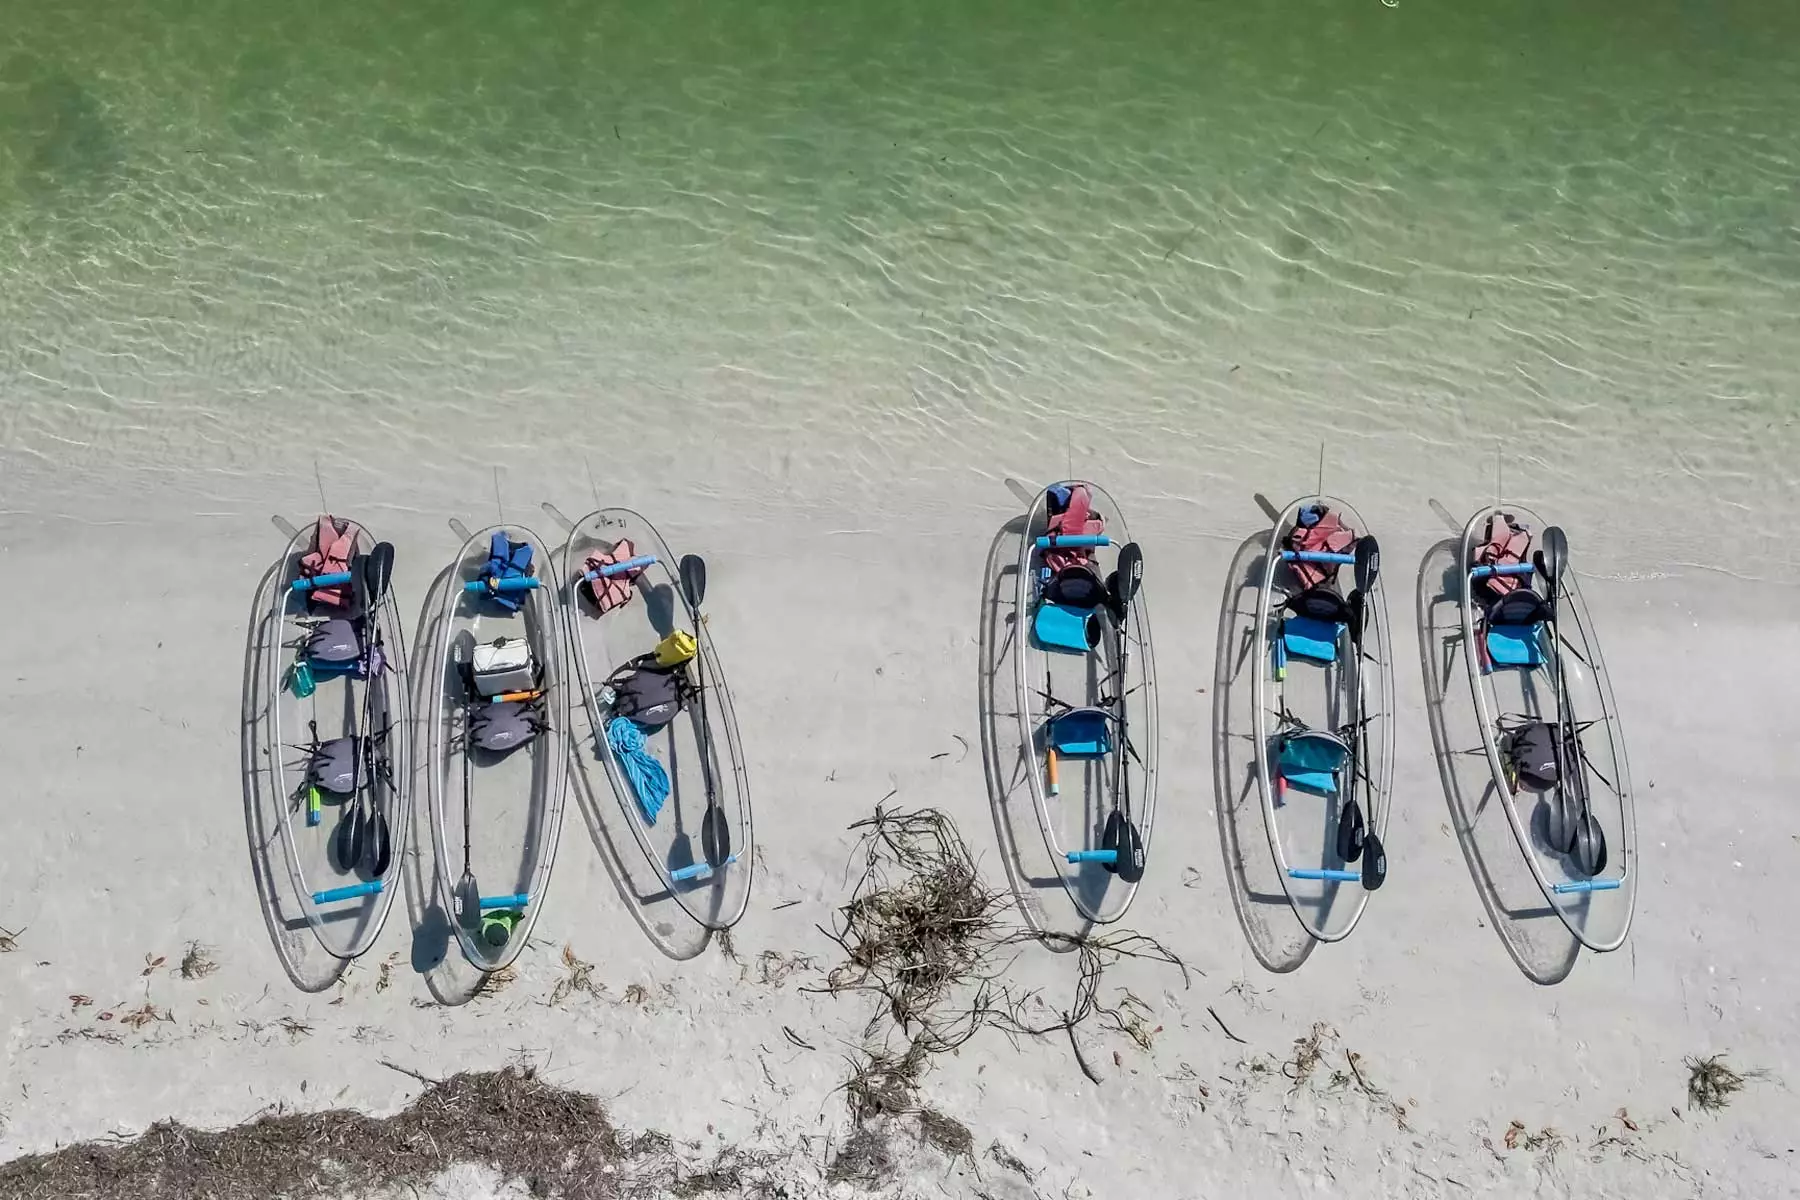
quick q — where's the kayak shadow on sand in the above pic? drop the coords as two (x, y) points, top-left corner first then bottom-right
(1414, 538), (1579, 985)
(1211, 531), (1317, 973)
(400, 563), (489, 1006)
(551, 545), (712, 963)
(239, 555), (349, 994)
(976, 512), (1092, 948)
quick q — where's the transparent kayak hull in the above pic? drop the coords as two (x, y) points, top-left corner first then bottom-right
(1013, 480), (1159, 925)
(558, 508), (753, 931)
(1250, 496), (1395, 943)
(269, 517), (412, 959)
(425, 523), (571, 973)
(1457, 504), (1637, 953)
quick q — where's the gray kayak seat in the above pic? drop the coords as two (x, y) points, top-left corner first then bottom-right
(307, 736), (360, 795)
(470, 699), (545, 754)
(1504, 721), (1561, 791)
(307, 617), (363, 665)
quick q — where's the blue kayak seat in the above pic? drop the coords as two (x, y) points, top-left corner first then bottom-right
(1034, 603), (1094, 653)
(1050, 708), (1112, 758)
(1282, 615), (1343, 663)
(1486, 623), (1545, 667)
(1276, 730), (1349, 797)
(1483, 588), (1550, 669)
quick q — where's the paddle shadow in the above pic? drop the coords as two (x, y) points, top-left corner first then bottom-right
(401, 562), (488, 1005)
(1211, 532), (1316, 973)
(551, 544), (712, 962)
(976, 513), (1091, 948)
(1415, 538), (1579, 985)
(239, 553), (349, 994)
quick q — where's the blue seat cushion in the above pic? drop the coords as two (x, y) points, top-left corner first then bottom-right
(1050, 709), (1112, 758)
(1277, 732), (1349, 796)
(1282, 615), (1342, 663)
(1034, 603), (1093, 653)
(1486, 623), (1545, 667)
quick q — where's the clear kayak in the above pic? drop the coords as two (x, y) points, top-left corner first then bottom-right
(425, 521), (571, 973)
(1455, 503), (1636, 953)
(268, 515), (412, 960)
(1013, 480), (1158, 924)
(556, 507), (753, 931)
(1249, 496), (1394, 943)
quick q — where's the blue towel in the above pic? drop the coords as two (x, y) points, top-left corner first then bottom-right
(607, 717), (670, 823)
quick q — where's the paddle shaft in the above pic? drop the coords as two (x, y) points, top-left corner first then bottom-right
(1538, 534), (1596, 836)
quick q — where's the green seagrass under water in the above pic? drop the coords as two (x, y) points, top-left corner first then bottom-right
(1, 0), (1795, 573)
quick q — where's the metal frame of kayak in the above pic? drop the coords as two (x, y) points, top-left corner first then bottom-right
(425, 521), (571, 973)
(554, 506), (754, 932)
(268, 515), (413, 960)
(1012, 479), (1159, 925)
(1455, 503), (1637, 953)
(1249, 495), (1395, 944)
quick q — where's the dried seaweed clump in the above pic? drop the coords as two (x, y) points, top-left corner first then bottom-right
(822, 806), (1008, 1040)
(0, 1066), (757, 1200)
(1686, 1054), (1765, 1112)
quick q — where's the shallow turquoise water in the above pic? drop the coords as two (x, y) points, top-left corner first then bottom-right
(2, 0), (1796, 571)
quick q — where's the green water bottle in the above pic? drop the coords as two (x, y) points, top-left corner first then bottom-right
(480, 909), (521, 948)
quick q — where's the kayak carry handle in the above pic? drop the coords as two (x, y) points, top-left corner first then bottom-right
(670, 855), (739, 883)
(463, 576), (542, 594)
(1066, 849), (1118, 865)
(312, 880), (384, 904)
(1036, 534), (1110, 550)
(582, 554), (657, 582)
(478, 893), (531, 910)
(292, 571), (354, 592)
(1289, 868), (1359, 882)
(1281, 550), (1356, 566)
(1552, 878), (1621, 894)
(1470, 563), (1537, 580)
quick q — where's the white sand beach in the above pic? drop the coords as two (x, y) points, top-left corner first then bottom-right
(1, 444), (1796, 1197)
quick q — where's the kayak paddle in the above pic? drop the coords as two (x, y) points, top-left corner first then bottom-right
(1106, 541), (1144, 621)
(455, 710), (480, 926)
(1535, 526), (1608, 876)
(1336, 798), (1366, 863)
(678, 553), (708, 610)
(1361, 830), (1387, 890)
(677, 552), (731, 871)
(1353, 534), (1381, 595)
(358, 543), (397, 876)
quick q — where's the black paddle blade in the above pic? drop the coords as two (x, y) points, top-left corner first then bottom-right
(1540, 525), (1569, 584)
(1544, 791), (1577, 855)
(701, 805), (732, 870)
(364, 805), (392, 876)
(1573, 811), (1607, 877)
(363, 541), (396, 607)
(454, 873), (481, 929)
(1101, 811), (1147, 883)
(335, 803), (365, 873)
(1336, 799), (1366, 864)
(1112, 542), (1144, 614)
(1347, 588), (1366, 641)
(678, 554), (708, 610)
(1361, 831), (1387, 891)
(1083, 612), (1103, 649)
(1353, 535), (1381, 594)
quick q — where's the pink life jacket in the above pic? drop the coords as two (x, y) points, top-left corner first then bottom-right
(1285, 507), (1356, 590)
(584, 538), (644, 614)
(1474, 513), (1532, 596)
(1044, 486), (1106, 574)
(300, 515), (359, 608)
